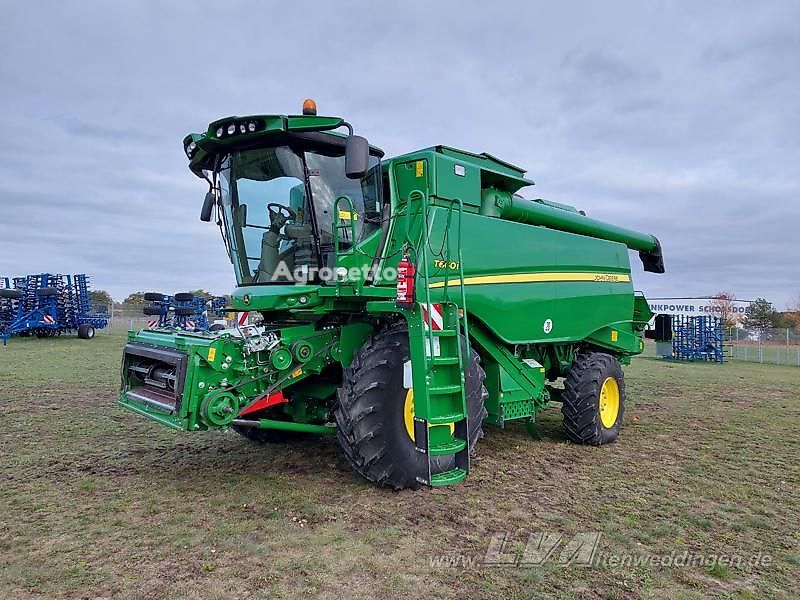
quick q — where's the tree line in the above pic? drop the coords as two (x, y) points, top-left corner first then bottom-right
(710, 291), (800, 338)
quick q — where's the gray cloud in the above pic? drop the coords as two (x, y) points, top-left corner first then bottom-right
(0, 0), (797, 308)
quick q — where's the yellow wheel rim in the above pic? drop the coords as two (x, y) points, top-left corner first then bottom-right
(403, 388), (416, 441)
(599, 376), (620, 428)
(402, 388), (455, 442)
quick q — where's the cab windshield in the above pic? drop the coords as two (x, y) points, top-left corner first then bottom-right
(217, 145), (380, 285)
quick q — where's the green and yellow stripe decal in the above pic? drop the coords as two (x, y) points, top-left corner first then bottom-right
(428, 272), (630, 289)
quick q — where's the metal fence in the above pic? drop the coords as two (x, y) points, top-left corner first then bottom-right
(725, 327), (800, 367)
(94, 306), (151, 332)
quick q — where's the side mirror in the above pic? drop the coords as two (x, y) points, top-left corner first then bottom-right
(345, 135), (369, 179)
(200, 191), (215, 222)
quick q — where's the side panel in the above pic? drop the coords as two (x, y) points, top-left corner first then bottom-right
(427, 208), (635, 345)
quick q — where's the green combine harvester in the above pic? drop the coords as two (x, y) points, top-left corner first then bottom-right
(119, 100), (664, 489)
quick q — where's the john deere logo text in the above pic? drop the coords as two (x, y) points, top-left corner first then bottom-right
(594, 274), (623, 282)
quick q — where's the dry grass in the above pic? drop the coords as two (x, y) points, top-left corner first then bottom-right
(1, 332), (798, 599)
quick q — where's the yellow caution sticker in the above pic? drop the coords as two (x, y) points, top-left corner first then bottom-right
(415, 161), (424, 177)
(611, 330), (618, 342)
(291, 368), (303, 378)
(207, 347), (216, 362)
(338, 210), (358, 221)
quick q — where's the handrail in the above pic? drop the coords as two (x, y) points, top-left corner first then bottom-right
(407, 190), (436, 387)
(332, 195), (359, 291)
(332, 195), (358, 258)
(454, 197), (470, 365)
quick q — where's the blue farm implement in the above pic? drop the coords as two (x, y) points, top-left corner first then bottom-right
(0, 273), (109, 344)
(142, 292), (227, 331)
(671, 315), (725, 363)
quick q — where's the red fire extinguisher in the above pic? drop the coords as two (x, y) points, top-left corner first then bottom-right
(396, 252), (416, 309)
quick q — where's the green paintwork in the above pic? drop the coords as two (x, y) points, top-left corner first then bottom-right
(119, 109), (664, 487)
(248, 419), (336, 434)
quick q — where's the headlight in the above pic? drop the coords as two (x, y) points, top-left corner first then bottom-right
(239, 123), (247, 134)
(227, 124), (236, 135)
(248, 121), (257, 132)
(216, 126), (223, 137)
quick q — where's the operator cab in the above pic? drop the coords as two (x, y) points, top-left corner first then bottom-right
(217, 143), (382, 284)
(187, 101), (386, 286)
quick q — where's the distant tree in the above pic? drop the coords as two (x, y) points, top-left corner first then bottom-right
(709, 291), (740, 329)
(122, 292), (147, 305)
(90, 290), (114, 306)
(775, 294), (800, 329)
(773, 312), (798, 329)
(787, 294), (800, 329)
(742, 297), (777, 341)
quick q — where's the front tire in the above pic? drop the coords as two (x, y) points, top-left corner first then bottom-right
(561, 352), (625, 445)
(334, 323), (487, 490)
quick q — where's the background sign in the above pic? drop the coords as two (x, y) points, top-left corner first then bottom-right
(648, 297), (753, 318)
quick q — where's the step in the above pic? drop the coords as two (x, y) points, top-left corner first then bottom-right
(428, 437), (467, 456)
(428, 412), (466, 425)
(431, 356), (460, 366)
(430, 467), (467, 487)
(429, 329), (457, 337)
(428, 384), (462, 395)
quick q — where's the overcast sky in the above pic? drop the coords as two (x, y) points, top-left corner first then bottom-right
(1, 1), (797, 307)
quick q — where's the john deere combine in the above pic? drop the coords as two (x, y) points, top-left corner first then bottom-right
(119, 100), (664, 489)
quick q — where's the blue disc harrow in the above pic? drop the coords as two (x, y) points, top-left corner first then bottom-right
(0, 273), (109, 345)
(142, 292), (228, 331)
(671, 315), (725, 363)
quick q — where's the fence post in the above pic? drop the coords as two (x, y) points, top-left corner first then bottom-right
(787, 328), (791, 367)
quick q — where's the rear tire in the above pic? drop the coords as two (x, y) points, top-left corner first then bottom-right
(561, 352), (624, 445)
(143, 292), (165, 301)
(142, 305), (162, 316)
(77, 324), (95, 339)
(334, 323), (487, 490)
(174, 293), (195, 302)
(0, 289), (22, 299)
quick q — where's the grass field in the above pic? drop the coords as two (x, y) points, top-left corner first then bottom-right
(1, 331), (798, 599)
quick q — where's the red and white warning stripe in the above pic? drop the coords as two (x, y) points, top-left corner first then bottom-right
(238, 311), (249, 326)
(186, 320), (196, 329)
(42, 314), (55, 324)
(147, 320), (158, 329)
(420, 303), (443, 331)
